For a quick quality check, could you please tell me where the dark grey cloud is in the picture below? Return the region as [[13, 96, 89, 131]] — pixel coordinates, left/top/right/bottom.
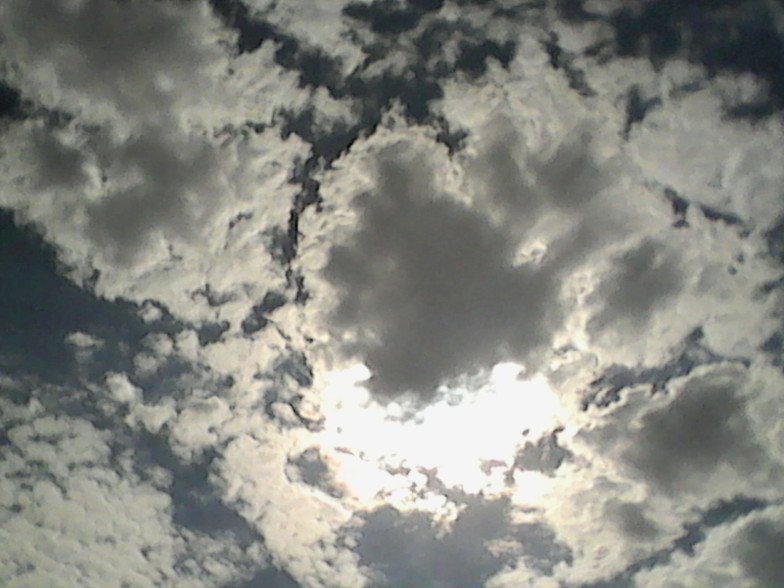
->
[[323, 126, 620, 401], [606, 501, 660, 542], [588, 240, 683, 335], [29, 128, 88, 189], [621, 370, 765, 494], [511, 429, 572, 478], [324, 148, 560, 400], [355, 498, 570, 587], [85, 129, 224, 265], [3, 0, 219, 115], [579, 496, 768, 588], [735, 517, 784, 588]]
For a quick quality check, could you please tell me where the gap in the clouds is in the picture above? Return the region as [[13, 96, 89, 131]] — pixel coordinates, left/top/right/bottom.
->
[[210, 0, 515, 225], [287, 446, 344, 499], [0, 80, 26, 120], [343, 1, 423, 35], [0, 208, 148, 386], [758, 218, 784, 369], [659, 185, 751, 233], [623, 85, 662, 139], [556, 0, 599, 23], [575, 0, 784, 120], [130, 433, 265, 545], [0, 207, 239, 423], [764, 214, 784, 265], [512, 428, 572, 477], [0, 208, 268, 574], [543, 32, 596, 98], [662, 187, 690, 228], [257, 350, 322, 430], [241, 290, 287, 335]]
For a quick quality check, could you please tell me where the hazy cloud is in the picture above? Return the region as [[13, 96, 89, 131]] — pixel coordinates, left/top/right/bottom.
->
[[633, 505, 784, 588]]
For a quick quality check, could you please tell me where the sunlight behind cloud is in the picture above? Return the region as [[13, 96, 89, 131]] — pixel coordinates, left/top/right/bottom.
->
[[318, 363, 563, 504]]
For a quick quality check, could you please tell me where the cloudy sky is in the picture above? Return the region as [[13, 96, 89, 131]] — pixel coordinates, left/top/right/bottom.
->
[[2, 0, 784, 586]]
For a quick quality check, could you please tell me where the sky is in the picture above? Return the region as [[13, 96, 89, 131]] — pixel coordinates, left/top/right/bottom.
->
[[2, 0, 784, 587]]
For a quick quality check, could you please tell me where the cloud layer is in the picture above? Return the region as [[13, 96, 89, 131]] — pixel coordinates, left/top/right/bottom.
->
[[1, 1, 784, 587]]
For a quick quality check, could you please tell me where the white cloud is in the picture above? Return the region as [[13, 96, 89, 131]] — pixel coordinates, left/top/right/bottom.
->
[[168, 396, 233, 460], [245, 0, 365, 75], [105, 372, 142, 404], [508, 361, 784, 586], [0, 402, 258, 587], [216, 433, 368, 588]]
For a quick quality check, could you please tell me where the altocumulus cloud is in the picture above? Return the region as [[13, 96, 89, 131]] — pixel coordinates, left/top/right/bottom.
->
[[2, 0, 784, 587]]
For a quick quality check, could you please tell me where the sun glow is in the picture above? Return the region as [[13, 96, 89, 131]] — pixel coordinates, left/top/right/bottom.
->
[[317, 362, 563, 508]]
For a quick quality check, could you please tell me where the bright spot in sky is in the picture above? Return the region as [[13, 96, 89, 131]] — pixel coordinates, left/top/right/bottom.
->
[[317, 362, 563, 506]]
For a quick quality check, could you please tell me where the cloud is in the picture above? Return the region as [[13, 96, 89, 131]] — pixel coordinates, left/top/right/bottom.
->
[[323, 144, 561, 399], [84, 128, 229, 266], [0, 401, 261, 587], [319, 123, 627, 401], [588, 239, 684, 334], [633, 505, 784, 588], [511, 361, 784, 586], [605, 500, 661, 542], [618, 366, 771, 496], [0, 0, 226, 122], [3, 1, 784, 588], [216, 433, 367, 588], [353, 497, 570, 588], [734, 516, 784, 588]]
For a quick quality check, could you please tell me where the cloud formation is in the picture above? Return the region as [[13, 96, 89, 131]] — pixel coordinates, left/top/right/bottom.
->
[[620, 367, 767, 495], [1, 0, 224, 120], [323, 146, 558, 399], [2, 1, 784, 587], [321, 126, 627, 400]]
